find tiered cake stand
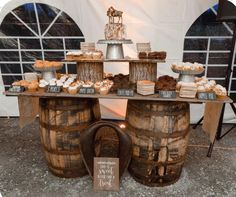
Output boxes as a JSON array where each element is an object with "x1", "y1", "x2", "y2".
[
  {"x1": 172, "y1": 68, "x2": 204, "y2": 82},
  {"x1": 97, "y1": 39, "x2": 133, "y2": 59},
  {"x1": 33, "y1": 66, "x2": 63, "y2": 82}
]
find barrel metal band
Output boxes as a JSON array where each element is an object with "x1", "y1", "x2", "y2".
[
  {"x1": 131, "y1": 155, "x2": 186, "y2": 166},
  {"x1": 128, "y1": 104, "x2": 188, "y2": 117},
  {"x1": 47, "y1": 163, "x2": 85, "y2": 171},
  {"x1": 126, "y1": 123, "x2": 190, "y2": 139},
  {"x1": 40, "y1": 121, "x2": 89, "y2": 132},
  {"x1": 44, "y1": 104, "x2": 89, "y2": 111},
  {"x1": 43, "y1": 144, "x2": 81, "y2": 155}
]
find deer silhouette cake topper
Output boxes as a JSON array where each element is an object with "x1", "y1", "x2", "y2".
[{"x1": 107, "y1": 6, "x2": 123, "y2": 24}]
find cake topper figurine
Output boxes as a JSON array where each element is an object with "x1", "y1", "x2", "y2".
[{"x1": 107, "y1": 6, "x2": 123, "y2": 24}]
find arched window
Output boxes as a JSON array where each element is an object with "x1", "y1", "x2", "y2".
[
  {"x1": 0, "y1": 3, "x2": 85, "y2": 91},
  {"x1": 183, "y1": 4, "x2": 236, "y2": 102}
]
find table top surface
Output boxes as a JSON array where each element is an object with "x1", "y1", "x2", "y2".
[
  {"x1": 4, "y1": 91, "x2": 233, "y2": 104},
  {"x1": 65, "y1": 58, "x2": 165, "y2": 63}
]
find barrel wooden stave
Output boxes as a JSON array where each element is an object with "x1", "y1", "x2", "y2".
[
  {"x1": 126, "y1": 100, "x2": 190, "y2": 186},
  {"x1": 39, "y1": 98, "x2": 101, "y2": 178}
]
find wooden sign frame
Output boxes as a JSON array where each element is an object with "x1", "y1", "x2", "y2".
[{"x1": 93, "y1": 157, "x2": 119, "y2": 191}]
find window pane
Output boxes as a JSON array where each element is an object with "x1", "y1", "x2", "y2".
[
  {"x1": 183, "y1": 53, "x2": 206, "y2": 64},
  {"x1": 67, "y1": 63, "x2": 77, "y2": 74},
  {"x1": 23, "y1": 64, "x2": 34, "y2": 72},
  {"x1": 208, "y1": 53, "x2": 230, "y2": 64},
  {"x1": 184, "y1": 39, "x2": 208, "y2": 50},
  {"x1": 215, "y1": 80, "x2": 225, "y2": 86},
  {"x1": 20, "y1": 39, "x2": 41, "y2": 49},
  {"x1": 230, "y1": 93, "x2": 236, "y2": 103},
  {"x1": 43, "y1": 39, "x2": 63, "y2": 49},
  {"x1": 231, "y1": 80, "x2": 236, "y2": 91},
  {"x1": 0, "y1": 64, "x2": 21, "y2": 74},
  {"x1": 210, "y1": 38, "x2": 232, "y2": 50},
  {"x1": 0, "y1": 51, "x2": 19, "y2": 61},
  {"x1": 0, "y1": 38, "x2": 18, "y2": 49},
  {"x1": 207, "y1": 66, "x2": 227, "y2": 77},
  {"x1": 45, "y1": 12, "x2": 83, "y2": 36},
  {"x1": 186, "y1": 8, "x2": 232, "y2": 36},
  {"x1": 57, "y1": 64, "x2": 66, "y2": 74},
  {"x1": 21, "y1": 51, "x2": 42, "y2": 61},
  {"x1": 2, "y1": 75, "x2": 22, "y2": 85},
  {"x1": 0, "y1": 13, "x2": 35, "y2": 36},
  {"x1": 12, "y1": 3, "x2": 38, "y2": 34},
  {"x1": 44, "y1": 51, "x2": 64, "y2": 61},
  {"x1": 233, "y1": 66, "x2": 236, "y2": 78},
  {"x1": 65, "y1": 39, "x2": 85, "y2": 50}
]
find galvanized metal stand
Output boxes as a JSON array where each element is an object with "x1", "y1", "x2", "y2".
[{"x1": 97, "y1": 39, "x2": 133, "y2": 60}]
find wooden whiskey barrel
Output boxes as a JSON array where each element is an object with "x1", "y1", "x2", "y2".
[
  {"x1": 39, "y1": 98, "x2": 101, "y2": 178},
  {"x1": 126, "y1": 100, "x2": 190, "y2": 186}
]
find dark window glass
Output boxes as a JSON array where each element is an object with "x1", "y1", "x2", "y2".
[
  {"x1": 43, "y1": 39, "x2": 63, "y2": 49},
  {"x1": 0, "y1": 38, "x2": 18, "y2": 49},
  {"x1": 45, "y1": 12, "x2": 83, "y2": 36},
  {"x1": 0, "y1": 51, "x2": 19, "y2": 61},
  {"x1": 67, "y1": 63, "x2": 77, "y2": 74},
  {"x1": 186, "y1": 9, "x2": 232, "y2": 36},
  {"x1": 2, "y1": 75, "x2": 22, "y2": 85},
  {"x1": 12, "y1": 3, "x2": 38, "y2": 34},
  {"x1": 65, "y1": 39, "x2": 85, "y2": 50},
  {"x1": 207, "y1": 66, "x2": 227, "y2": 77},
  {"x1": 230, "y1": 93, "x2": 236, "y2": 103},
  {"x1": 57, "y1": 64, "x2": 66, "y2": 74},
  {"x1": 44, "y1": 51, "x2": 64, "y2": 61},
  {"x1": 230, "y1": 80, "x2": 236, "y2": 91},
  {"x1": 20, "y1": 39, "x2": 41, "y2": 49},
  {"x1": 215, "y1": 80, "x2": 225, "y2": 86},
  {"x1": 233, "y1": 66, "x2": 236, "y2": 78},
  {"x1": 183, "y1": 53, "x2": 206, "y2": 64},
  {"x1": 208, "y1": 53, "x2": 230, "y2": 64},
  {"x1": 21, "y1": 51, "x2": 42, "y2": 61},
  {"x1": 210, "y1": 38, "x2": 232, "y2": 50},
  {"x1": 0, "y1": 64, "x2": 21, "y2": 74},
  {"x1": 36, "y1": 3, "x2": 60, "y2": 34},
  {"x1": 0, "y1": 13, "x2": 35, "y2": 36},
  {"x1": 184, "y1": 38, "x2": 208, "y2": 50},
  {"x1": 23, "y1": 64, "x2": 34, "y2": 72}
]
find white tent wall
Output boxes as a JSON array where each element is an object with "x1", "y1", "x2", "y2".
[{"x1": 1, "y1": 0, "x2": 235, "y2": 123}]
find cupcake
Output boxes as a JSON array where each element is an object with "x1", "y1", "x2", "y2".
[
  {"x1": 99, "y1": 85, "x2": 109, "y2": 95},
  {"x1": 94, "y1": 81, "x2": 102, "y2": 93},
  {"x1": 68, "y1": 83, "x2": 78, "y2": 95},
  {"x1": 63, "y1": 82, "x2": 70, "y2": 93},
  {"x1": 213, "y1": 85, "x2": 227, "y2": 98},
  {"x1": 83, "y1": 81, "x2": 94, "y2": 88}
]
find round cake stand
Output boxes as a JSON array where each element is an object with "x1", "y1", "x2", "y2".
[
  {"x1": 97, "y1": 39, "x2": 133, "y2": 60},
  {"x1": 33, "y1": 66, "x2": 63, "y2": 82},
  {"x1": 171, "y1": 68, "x2": 205, "y2": 82}
]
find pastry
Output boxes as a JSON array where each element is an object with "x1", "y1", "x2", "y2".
[
  {"x1": 137, "y1": 80, "x2": 155, "y2": 95},
  {"x1": 155, "y1": 75, "x2": 177, "y2": 91},
  {"x1": 138, "y1": 52, "x2": 148, "y2": 59},
  {"x1": 99, "y1": 85, "x2": 110, "y2": 95},
  {"x1": 213, "y1": 85, "x2": 227, "y2": 98},
  {"x1": 68, "y1": 83, "x2": 78, "y2": 95},
  {"x1": 148, "y1": 51, "x2": 167, "y2": 60},
  {"x1": 28, "y1": 82, "x2": 38, "y2": 92}
]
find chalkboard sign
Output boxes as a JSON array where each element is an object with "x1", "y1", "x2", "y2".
[
  {"x1": 79, "y1": 87, "x2": 95, "y2": 94},
  {"x1": 159, "y1": 90, "x2": 176, "y2": 98},
  {"x1": 117, "y1": 89, "x2": 134, "y2": 97},
  {"x1": 197, "y1": 92, "x2": 216, "y2": 100},
  {"x1": 47, "y1": 86, "x2": 62, "y2": 93},
  {"x1": 8, "y1": 86, "x2": 25, "y2": 93},
  {"x1": 93, "y1": 157, "x2": 119, "y2": 191}
]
